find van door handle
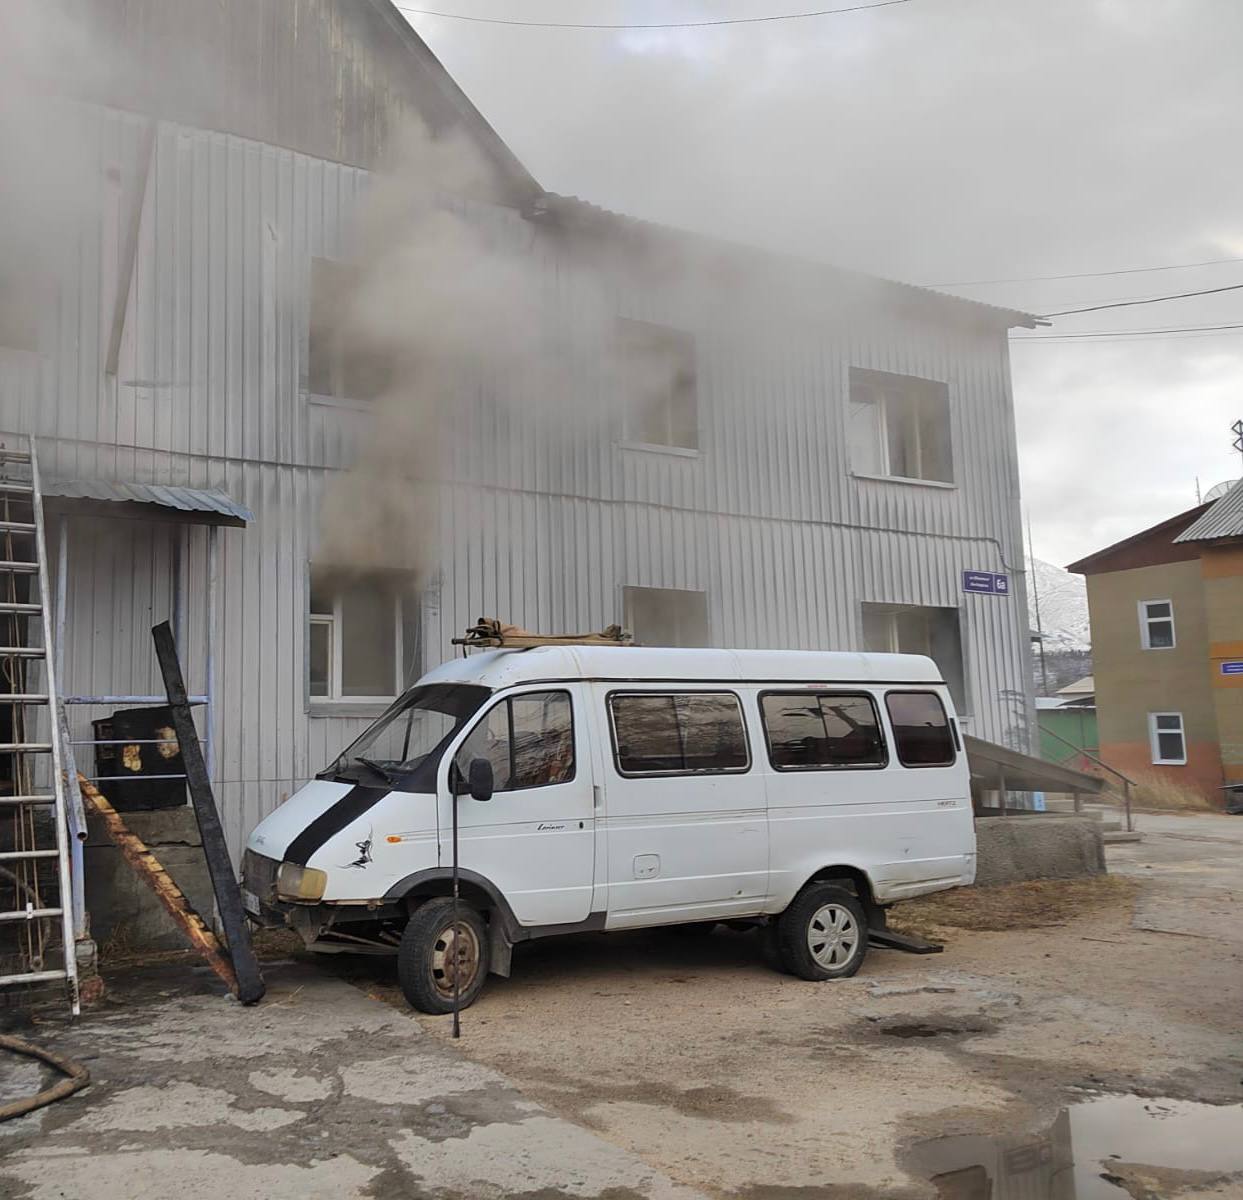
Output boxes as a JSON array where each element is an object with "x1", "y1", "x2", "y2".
[{"x1": 593, "y1": 785, "x2": 603, "y2": 810}]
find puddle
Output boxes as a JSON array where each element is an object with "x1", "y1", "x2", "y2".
[
  {"x1": 907, "y1": 1094, "x2": 1243, "y2": 1198},
  {"x1": 882, "y1": 1022, "x2": 987, "y2": 1039}
]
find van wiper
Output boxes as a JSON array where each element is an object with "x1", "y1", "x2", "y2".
[{"x1": 354, "y1": 755, "x2": 403, "y2": 784}]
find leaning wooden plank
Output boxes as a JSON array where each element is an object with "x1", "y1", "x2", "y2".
[
  {"x1": 151, "y1": 621, "x2": 265, "y2": 1005},
  {"x1": 76, "y1": 774, "x2": 241, "y2": 996}
]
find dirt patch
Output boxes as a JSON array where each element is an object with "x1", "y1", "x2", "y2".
[{"x1": 888, "y1": 874, "x2": 1137, "y2": 938}]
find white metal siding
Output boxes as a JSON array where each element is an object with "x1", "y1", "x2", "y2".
[{"x1": 2, "y1": 110, "x2": 1034, "y2": 861}]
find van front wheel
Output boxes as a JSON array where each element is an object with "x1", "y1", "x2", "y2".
[
  {"x1": 775, "y1": 884, "x2": 868, "y2": 981},
  {"x1": 398, "y1": 898, "x2": 490, "y2": 1014}
]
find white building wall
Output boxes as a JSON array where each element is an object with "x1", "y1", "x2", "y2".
[{"x1": 0, "y1": 109, "x2": 1034, "y2": 861}]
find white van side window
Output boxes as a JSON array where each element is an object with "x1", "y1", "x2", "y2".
[
  {"x1": 760, "y1": 692, "x2": 887, "y2": 771},
  {"x1": 454, "y1": 691, "x2": 575, "y2": 792},
  {"x1": 885, "y1": 691, "x2": 956, "y2": 767},
  {"x1": 609, "y1": 692, "x2": 749, "y2": 777}
]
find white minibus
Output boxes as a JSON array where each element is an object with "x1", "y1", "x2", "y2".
[{"x1": 242, "y1": 646, "x2": 975, "y2": 1013}]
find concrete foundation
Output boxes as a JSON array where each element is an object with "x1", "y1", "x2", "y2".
[
  {"x1": 974, "y1": 814, "x2": 1106, "y2": 886},
  {"x1": 84, "y1": 807, "x2": 217, "y2": 953}
]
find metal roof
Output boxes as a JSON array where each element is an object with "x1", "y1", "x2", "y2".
[
  {"x1": 45, "y1": 480, "x2": 253, "y2": 525},
  {"x1": 1174, "y1": 480, "x2": 1243, "y2": 542},
  {"x1": 533, "y1": 193, "x2": 1040, "y2": 330}
]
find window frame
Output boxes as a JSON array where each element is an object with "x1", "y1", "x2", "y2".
[
  {"x1": 453, "y1": 689, "x2": 578, "y2": 794},
  {"x1": 758, "y1": 689, "x2": 890, "y2": 773},
  {"x1": 1148, "y1": 712, "x2": 1187, "y2": 766},
  {"x1": 1138, "y1": 598, "x2": 1176, "y2": 651},
  {"x1": 616, "y1": 317, "x2": 700, "y2": 454},
  {"x1": 622, "y1": 585, "x2": 711, "y2": 648},
  {"x1": 883, "y1": 689, "x2": 958, "y2": 769},
  {"x1": 606, "y1": 689, "x2": 752, "y2": 779},
  {"x1": 307, "y1": 574, "x2": 407, "y2": 707},
  {"x1": 847, "y1": 367, "x2": 955, "y2": 487}
]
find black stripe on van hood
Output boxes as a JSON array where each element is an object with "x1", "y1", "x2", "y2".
[{"x1": 284, "y1": 785, "x2": 391, "y2": 867}]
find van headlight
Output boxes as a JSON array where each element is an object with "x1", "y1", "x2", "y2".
[{"x1": 276, "y1": 863, "x2": 327, "y2": 901}]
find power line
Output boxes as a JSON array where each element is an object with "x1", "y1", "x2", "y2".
[
  {"x1": 1012, "y1": 322, "x2": 1243, "y2": 344},
  {"x1": 394, "y1": 0, "x2": 912, "y2": 29},
  {"x1": 928, "y1": 255, "x2": 1243, "y2": 289},
  {"x1": 1039, "y1": 282, "x2": 1243, "y2": 319}
]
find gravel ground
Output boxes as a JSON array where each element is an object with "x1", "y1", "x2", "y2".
[{"x1": 347, "y1": 811, "x2": 1243, "y2": 1198}]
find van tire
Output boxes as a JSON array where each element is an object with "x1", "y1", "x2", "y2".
[
  {"x1": 398, "y1": 898, "x2": 490, "y2": 1015},
  {"x1": 775, "y1": 884, "x2": 868, "y2": 981}
]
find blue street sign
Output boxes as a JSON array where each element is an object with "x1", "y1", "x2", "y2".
[
  {"x1": 1222, "y1": 661, "x2": 1243, "y2": 676},
  {"x1": 962, "y1": 570, "x2": 1010, "y2": 596}
]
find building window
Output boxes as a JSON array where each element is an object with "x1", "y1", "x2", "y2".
[
  {"x1": 848, "y1": 367, "x2": 953, "y2": 483},
  {"x1": 861, "y1": 602, "x2": 965, "y2": 712},
  {"x1": 308, "y1": 567, "x2": 419, "y2": 702},
  {"x1": 624, "y1": 586, "x2": 709, "y2": 647},
  {"x1": 1149, "y1": 712, "x2": 1187, "y2": 765},
  {"x1": 454, "y1": 692, "x2": 575, "y2": 792},
  {"x1": 308, "y1": 257, "x2": 391, "y2": 401},
  {"x1": 1138, "y1": 599, "x2": 1176, "y2": 650},
  {"x1": 0, "y1": 279, "x2": 38, "y2": 354},
  {"x1": 760, "y1": 692, "x2": 888, "y2": 771},
  {"x1": 608, "y1": 692, "x2": 749, "y2": 776},
  {"x1": 885, "y1": 691, "x2": 957, "y2": 767},
  {"x1": 617, "y1": 318, "x2": 698, "y2": 450}
]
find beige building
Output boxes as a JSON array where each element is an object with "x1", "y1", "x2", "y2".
[{"x1": 1068, "y1": 485, "x2": 1243, "y2": 804}]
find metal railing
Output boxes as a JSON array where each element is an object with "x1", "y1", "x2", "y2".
[{"x1": 1038, "y1": 724, "x2": 1135, "y2": 832}]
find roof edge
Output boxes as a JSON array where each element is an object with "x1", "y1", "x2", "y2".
[
  {"x1": 1066, "y1": 503, "x2": 1211, "y2": 574},
  {"x1": 368, "y1": 0, "x2": 542, "y2": 204},
  {"x1": 532, "y1": 193, "x2": 1040, "y2": 329}
]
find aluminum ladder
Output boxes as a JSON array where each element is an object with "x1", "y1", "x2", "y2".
[{"x1": 0, "y1": 437, "x2": 78, "y2": 1013}]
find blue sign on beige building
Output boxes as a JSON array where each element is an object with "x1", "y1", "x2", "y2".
[
  {"x1": 1221, "y1": 661, "x2": 1243, "y2": 676},
  {"x1": 963, "y1": 570, "x2": 1010, "y2": 596}
]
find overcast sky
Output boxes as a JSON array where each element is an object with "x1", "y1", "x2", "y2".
[{"x1": 401, "y1": 0, "x2": 1243, "y2": 567}]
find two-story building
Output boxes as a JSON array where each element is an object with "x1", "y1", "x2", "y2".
[
  {"x1": 2, "y1": 0, "x2": 1038, "y2": 866},
  {"x1": 1068, "y1": 483, "x2": 1243, "y2": 803}
]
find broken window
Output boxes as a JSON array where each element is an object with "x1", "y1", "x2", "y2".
[
  {"x1": 0, "y1": 278, "x2": 38, "y2": 354},
  {"x1": 624, "y1": 586, "x2": 710, "y2": 647},
  {"x1": 848, "y1": 367, "x2": 953, "y2": 483},
  {"x1": 617, "y1": 318, "x2": 698, "y2": 450},
  {"x1": 308, "y1": 567, "x2": 419, "y2": 702},
  {"x1": 307, "y1": 257, "x2": 391, "y2": 401},
  {"x1": 861, "y1": 602, "x2": 965, "y2": 712}
]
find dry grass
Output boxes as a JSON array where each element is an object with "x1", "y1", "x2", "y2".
[
  {"x1": 1121, "y1": 772, "x2": 1218, "y2": 814},
  {"x1": 889, "y1": 874, "x2": 1138, "y2": 939}
]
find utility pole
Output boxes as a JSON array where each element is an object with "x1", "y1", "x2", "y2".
[
  {"x1": 1233, "y1": 418, "x2": 1243, "y2": 478},
  {"x1": 1027, "y1": 511, "x2": 1049, "y2": 696}
]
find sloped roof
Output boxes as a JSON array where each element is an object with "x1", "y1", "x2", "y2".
[
  {"x1": 45, "y1": 480, "x2": 253, "y2": 526},
  {"x1": 534, "y1": 193, "x2": 1040, "y2": 330},
  {"x1": 1066, "y1": 503, "x2": 1211, "y2": 575},
  {"x1": 1174, "y1": 480, "x2": 1243, "y2": 543}
]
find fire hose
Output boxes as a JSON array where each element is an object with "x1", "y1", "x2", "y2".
[{"x1": 0, "y1": 1034, "x2": 89, "y2": 1122}]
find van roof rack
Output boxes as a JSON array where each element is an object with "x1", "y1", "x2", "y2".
[{"x1": 453, "y1": 618, "x2": 631, "y2": 650}]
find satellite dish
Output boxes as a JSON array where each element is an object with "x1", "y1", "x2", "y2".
[{"x1": 1204, "y1": 479, "x2": 1241, "y2": 503}]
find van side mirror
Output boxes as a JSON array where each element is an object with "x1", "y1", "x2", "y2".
[{"x1": 467, "y1": 757, "x2": 494, "y2": 803}]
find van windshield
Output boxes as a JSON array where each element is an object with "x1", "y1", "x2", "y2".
[{"x1": 321, "y1": 683, "x2": 490, "y2": 791}]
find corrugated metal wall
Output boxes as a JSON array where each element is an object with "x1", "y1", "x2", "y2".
[{"x1": 0, "y1": 109, "x2": 1034, "y2": 861}]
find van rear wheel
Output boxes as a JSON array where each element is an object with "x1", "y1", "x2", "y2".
[
  {"x1": 775, "y1": 884, "x2": 868, "y2": 981},
  {"x1": 398, "y1": 897, "x2": 490, "y2": 1015}
]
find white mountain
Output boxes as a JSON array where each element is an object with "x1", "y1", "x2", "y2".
[{"x1": 1026, "y1": 557, "x2": 1091, "y2": 652}]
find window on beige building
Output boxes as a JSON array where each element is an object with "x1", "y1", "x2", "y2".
[
  {"x1": 1138, "y1": 599, "x2": 1175, "y2": 649},
  {"x1": 1148, "y1": 712, "x2": 1186, "y2": 765}
]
